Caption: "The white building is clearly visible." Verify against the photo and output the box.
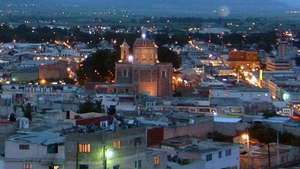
[161,137,240,169]
[210,87,272,103]
[5,131,64,169]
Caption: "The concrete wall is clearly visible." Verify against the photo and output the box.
[164,120,213,140]
[5,141,64,169]
[202,145,240,169]
[64,128,164,169]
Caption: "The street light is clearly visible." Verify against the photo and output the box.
[241,133,250,150]
[103,146,114,169]
[106,148,114,159]
[241,132,251,169]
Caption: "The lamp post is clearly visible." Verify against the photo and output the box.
[103,146,114,169]
[241,133,250,169]
[241,133,250,150]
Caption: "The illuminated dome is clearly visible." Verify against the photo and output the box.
[133,38,156,48]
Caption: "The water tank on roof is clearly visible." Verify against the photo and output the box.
[189,119,195,124]
[19,117,29,129]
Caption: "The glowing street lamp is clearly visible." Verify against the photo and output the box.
[103,146,114,169]
[106,148,114,159]
[241,133,250,150]
[39,79,47,85]
[241,133,249,141]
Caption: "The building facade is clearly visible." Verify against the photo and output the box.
[4,132,65,169]
[115,36,173,97]
[64,128,166,169]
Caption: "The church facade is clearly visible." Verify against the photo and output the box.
[115,36,173,97]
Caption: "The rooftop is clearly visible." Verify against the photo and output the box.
[8,131,64,145]
[162,136,237,153]
[133,38,156,48]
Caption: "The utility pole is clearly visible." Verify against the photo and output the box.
[103,145,107,169]
[268,143,271,168]
[76,142,79,169]
[277,125,283,167]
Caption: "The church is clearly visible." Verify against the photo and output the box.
[115,34,173,97]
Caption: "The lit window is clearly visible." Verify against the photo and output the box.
[113,140,121,149]
[24,163,32,169]
[49,166,60,169]
[19,144,30,150]
[153,156,160,166]
[79,144,91,153]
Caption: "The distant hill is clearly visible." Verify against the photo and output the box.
[0,0,297,17]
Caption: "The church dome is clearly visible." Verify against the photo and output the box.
[133,38,156,48]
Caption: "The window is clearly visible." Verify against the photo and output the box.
[49,166,60,169]
[79,144,91,153]
[113,165,120,169]
[218,151,222,158]
[154,156,160,166]
[79,164,89,169]
[123,69,128,77]
[100,121,108,128]
[47,144,58,154]
[113,140,121,149]
[135,160,142,169]
[19,144,30,150]
[206,154,212,161]
[161,71,167,78]
[225,149,232,156]
[134,137,142,147]
[24,163,32,169]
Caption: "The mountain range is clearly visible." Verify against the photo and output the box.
[0,0,299,17]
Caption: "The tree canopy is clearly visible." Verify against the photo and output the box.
[77,49,118,84]
[78,100,104,114]
[249,124,300,146]
[22,103,33,121]
[158,47,181,69]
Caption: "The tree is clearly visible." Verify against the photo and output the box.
[158,47,181,69]
[249,124,276,144]
[77,49,119,84]
[262,109,278,118]
[207,131,233,142]
[78,101,104,114]
[22,103,33,121]
[9,113,16,122]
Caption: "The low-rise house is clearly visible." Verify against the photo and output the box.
[161,136,240,169]
[64,127,167,169]
[240,143,300,169]
[5,131,64,169]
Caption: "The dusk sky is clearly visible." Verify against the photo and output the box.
[1,0,300,17]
